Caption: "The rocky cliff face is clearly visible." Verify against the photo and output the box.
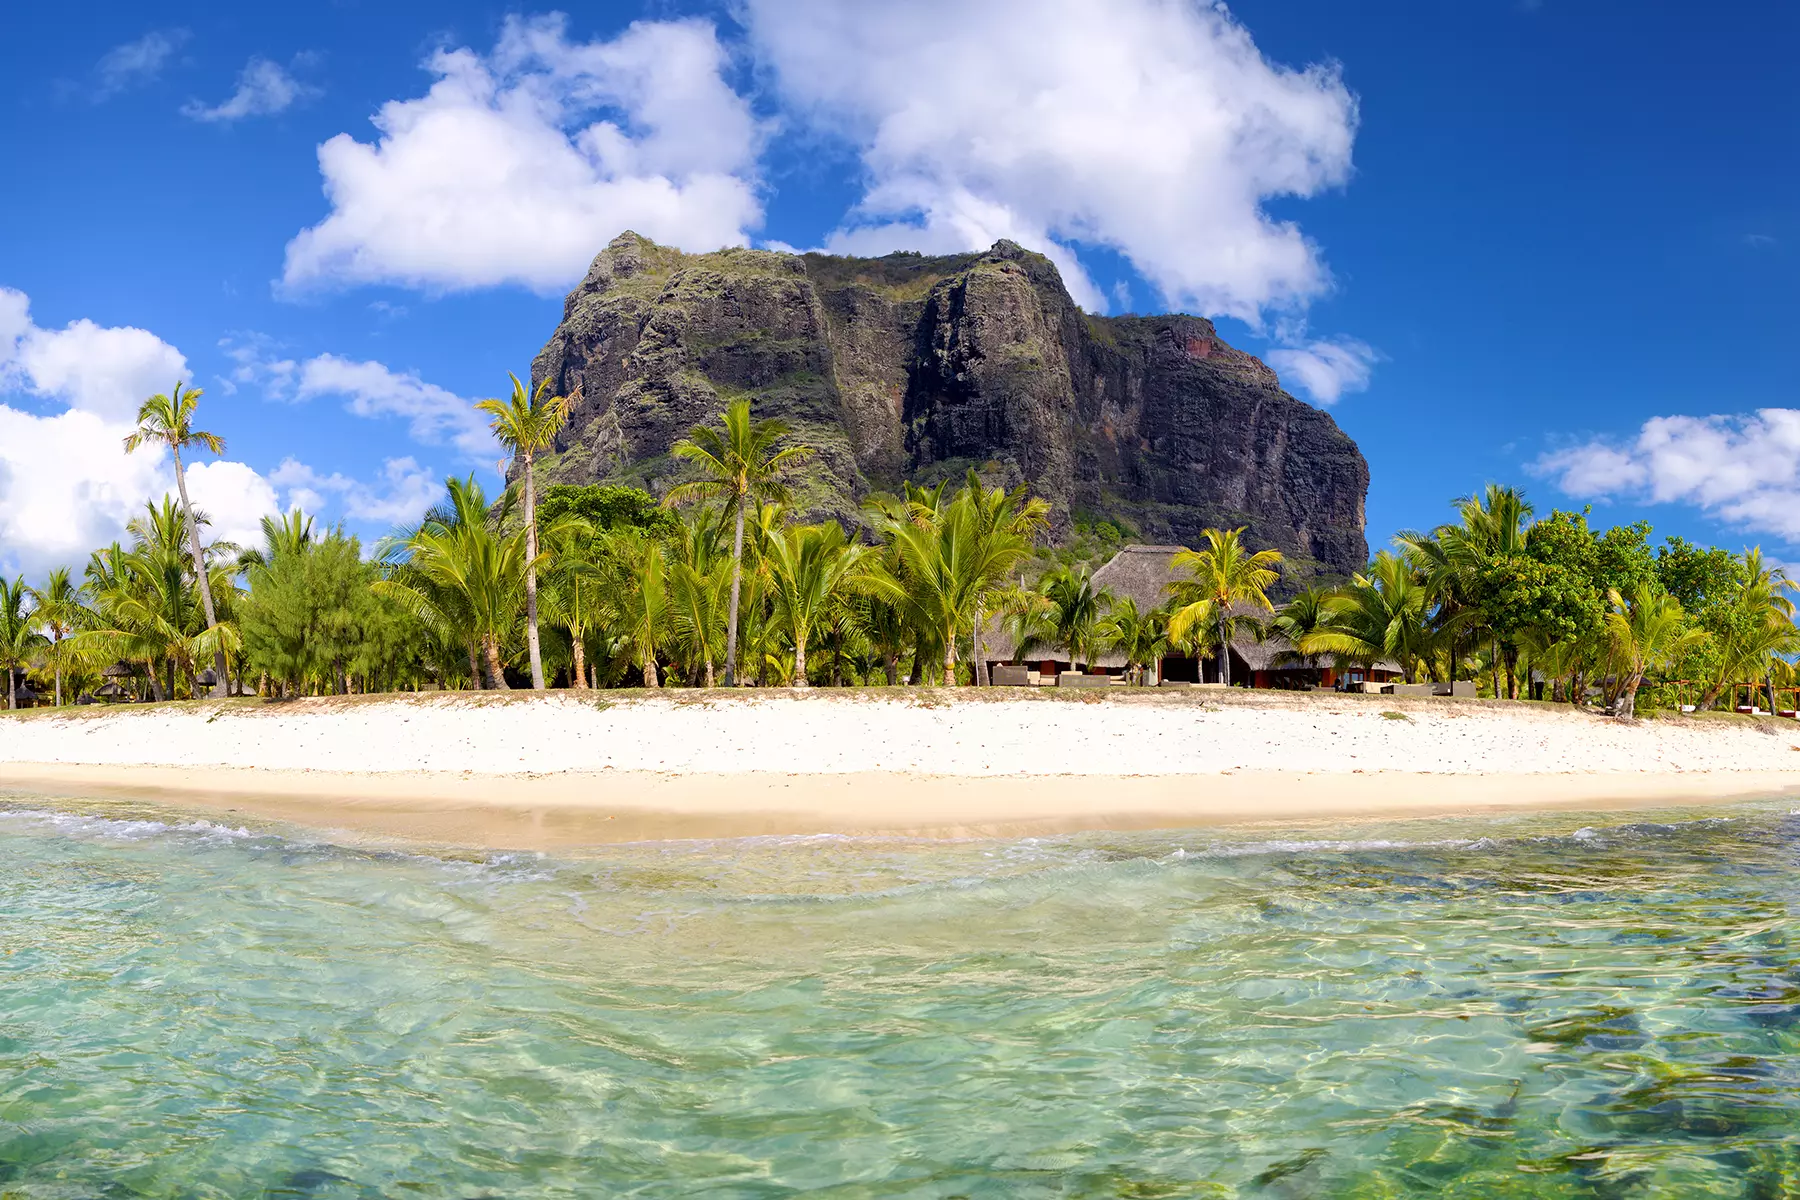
[528,232,1370,578]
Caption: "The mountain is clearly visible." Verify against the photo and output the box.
[526,232,1370,579]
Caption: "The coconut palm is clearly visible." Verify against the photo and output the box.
[961,473,1049,685]
[1604,581,1708,719]
[1166,528,1285,685]
[763,522,868,688]
[664,400,815,687]
[477,373,575,690]
[870,489,1033,686]
[1694,548,1799,711]
[605,528,671,687]
[0,577,48,711]
[1036,567,1114,674]
[28,568,88,706]
[123,382,230,697]
[541,519,610,689]
[1099,596,1168,685]
[1265,584,1333,673]
[1299,552,1436,683]
[378,477,529,689]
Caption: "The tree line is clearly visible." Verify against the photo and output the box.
[0,378,1793,719]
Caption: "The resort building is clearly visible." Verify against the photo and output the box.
[986,544,1404,689]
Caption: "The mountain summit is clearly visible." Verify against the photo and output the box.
[526,232,1369,579]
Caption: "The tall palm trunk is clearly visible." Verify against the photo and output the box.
[942,621,957,687]
[523,451,545,690]
[1218,617,1231,685]
[643,656,660,689]
[724,495,746,687]
[485,637,510,690]
[171,445,228,699]
[570,634,588,690]
[972,602,987,687]
[5,665,13,711]
[793,631,809,688]
[703,656,715,689]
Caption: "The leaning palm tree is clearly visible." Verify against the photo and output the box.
[477,373,575,690]
[1166,528,1285,685]
[1604,581,1708,720]
[1,577,48,711]
[28,568,88,706]
[123,381,229,697]
[664,400,814,687]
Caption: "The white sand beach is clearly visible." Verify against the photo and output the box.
[3,691,1800,847]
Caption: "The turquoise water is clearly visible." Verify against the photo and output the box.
[4,799,1800,1197]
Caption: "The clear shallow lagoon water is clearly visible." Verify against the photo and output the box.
[4,798,1800,1197]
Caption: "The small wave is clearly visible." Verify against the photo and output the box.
[0,807,254,843]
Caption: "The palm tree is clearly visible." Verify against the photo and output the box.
[1,577,48,711]
[665,512,731,688]
[1604,581,1708,719]
[541,519,610,689]
[477,373,575,690]
[28,568,88,706]
[1038,566,1114,674]
[1265,584,1332,674]
[1166,528,1285,685]
[961,473,1049,685]
[664,400,814,687]
[1403,485,1535,696]
[605,529,671,687]
[1299,551,1436,683]
[764,522,868,688]
[1098,596,1167,685]
[1694,548,1799,711]
[124,382,229,697]
[378,477,529,689]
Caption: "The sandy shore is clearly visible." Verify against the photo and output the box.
[4,691,1800,847]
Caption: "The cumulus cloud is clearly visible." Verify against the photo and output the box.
[742,0,1357,321]
[183,459,281,549]
[92,30,187,101]
[0,288,276,574]
[183,56,318,123]
[282,14,762,293]
[1266,337,1378,405]
[4,309,188,423]
[1535,410,1800,541]
[270,456,441,526]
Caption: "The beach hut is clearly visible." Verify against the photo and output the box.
[981,544,1407,690]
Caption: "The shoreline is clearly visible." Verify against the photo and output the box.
[4,762,1800,849]
[7,692,1800,848]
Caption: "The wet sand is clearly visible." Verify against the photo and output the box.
[4,761,1799,849]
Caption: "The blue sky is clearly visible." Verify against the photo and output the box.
[2,0,1795,575]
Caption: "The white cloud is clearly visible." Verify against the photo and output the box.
[184,459,280,549]
[270,456,441,526]
[293,355,495,459]
[1536,410,1800,541]
[0,288,277,575]
[282,14,762,293]
[183,56,318,123]
[93,30,187,100]
[1266,337,1378,405]
[0,406,169,575]
[4,306,189,423]
[743,0,1357,322]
